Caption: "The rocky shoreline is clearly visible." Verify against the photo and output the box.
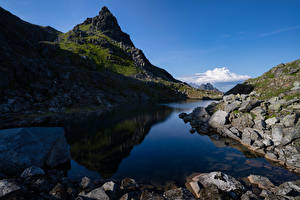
[179,91,300,174]
[1,165,299,200]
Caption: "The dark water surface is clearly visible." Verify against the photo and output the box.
[65,100,299,187]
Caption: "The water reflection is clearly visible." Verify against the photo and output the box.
[65,104,173,178]
[65,100,299,186]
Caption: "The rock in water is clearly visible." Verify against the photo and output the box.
[0,127,70,175]
[208,110,229,128]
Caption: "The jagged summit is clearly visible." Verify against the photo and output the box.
[82,6,134,47]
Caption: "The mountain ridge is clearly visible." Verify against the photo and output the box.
[0,6,221,122]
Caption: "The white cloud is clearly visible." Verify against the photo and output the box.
[178,67,251,86]
[259,25,300,37]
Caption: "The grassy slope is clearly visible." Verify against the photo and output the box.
[46,24,222,99]
[245,59,300,100]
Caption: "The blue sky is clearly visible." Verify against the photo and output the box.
[1,0,300,90]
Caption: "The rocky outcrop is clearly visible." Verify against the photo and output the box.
[0,127,70,175]
[180,92,300,173]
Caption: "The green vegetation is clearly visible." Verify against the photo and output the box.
[245,60,300,100]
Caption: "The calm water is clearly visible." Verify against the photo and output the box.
[65,100,299,187]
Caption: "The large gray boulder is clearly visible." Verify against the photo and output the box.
[0,179,21,198]
[224,101,241,112]
[276,180,300,196]
[186,172,245,199]
[238,100,261,112]
[0,127,70,175]
[208,110,228,128]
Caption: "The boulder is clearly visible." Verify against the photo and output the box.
[186,172,245,199]
[276,180,300,196]
[223,94,236,103]
[191,107,210,123]
[0,179,21,198]
[269,103,282,112]
[265,117,279,126]
[240,191,259,200]
[101,181,120,199]
[253,119,266,130]
[20,166,45,178]
[238,100,261,112]
[163,188,195,200]
[250,107,266,120]
[271,126,284,146]
[0,127,70,175]
[247,175,276,192]
[224,101,241,112]
[242,128,262,146]
[231,113,254,131]
[208,110,229,128]
[79,187,110,200]
[282,114,296,127]
[291,81,300,90]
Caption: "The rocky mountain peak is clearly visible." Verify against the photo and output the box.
[86,6,134,47]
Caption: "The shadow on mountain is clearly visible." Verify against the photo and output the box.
[64,104,173,178]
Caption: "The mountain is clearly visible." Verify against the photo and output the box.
[189,83,221,92]
[225,59,300,100]
[0,6,221,118]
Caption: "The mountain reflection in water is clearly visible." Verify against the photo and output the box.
[65,100,299,186]
[65,105,173,179]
